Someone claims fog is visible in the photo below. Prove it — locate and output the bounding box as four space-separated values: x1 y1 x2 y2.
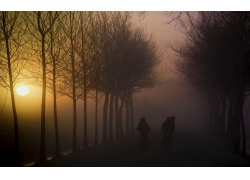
0 76 208 165
1 11 250 167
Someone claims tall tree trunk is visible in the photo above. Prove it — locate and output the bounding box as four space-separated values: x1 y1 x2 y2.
9 80 20 165
35 11 60 162
108 92 114 140
71 44 77 152
103 92 109 142
125 96 130 136
129 96 135 135
83 90 88 148
50 33 60 158
4 27 20 165
83 60 88 148
82 27 88 149
95 88 98 146
72 98 77 152
40 34 47 162
119 98 125 138
52 61 60 158
115 91 120 140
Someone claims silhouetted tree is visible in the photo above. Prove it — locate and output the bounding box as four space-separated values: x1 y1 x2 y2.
97 12 112 142
0 11 26 165
59 11 82 152
96 12 161 140
168 11 249 156
108 12 134 140
121 27 161 135
46 14 65 158
77 12 95 148
24 11 60 162
86 12 104 145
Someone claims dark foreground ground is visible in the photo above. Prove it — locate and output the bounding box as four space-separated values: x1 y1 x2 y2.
33 128 250 167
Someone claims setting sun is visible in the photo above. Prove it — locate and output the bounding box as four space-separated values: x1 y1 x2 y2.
16 85 29 96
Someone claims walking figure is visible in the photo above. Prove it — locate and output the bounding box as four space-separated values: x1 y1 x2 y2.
162 116 175 149
137 118 151 149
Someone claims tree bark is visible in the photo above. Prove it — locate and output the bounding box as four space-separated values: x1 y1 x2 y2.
103 92 109 142
83 90 88 148
108 92 114 140
95 89 98 146
118 97 125 138
71 40 77 152
129 96 135 135
125 96 130 136
40 33 47 162
82 23 88 149
50 31 60 158
115 91 120 140
52 59 60 158
3 14 20 164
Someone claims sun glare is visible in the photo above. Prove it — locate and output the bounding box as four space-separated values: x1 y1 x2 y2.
16 85 29 96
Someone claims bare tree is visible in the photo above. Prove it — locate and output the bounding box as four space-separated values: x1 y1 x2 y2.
98 12 112 142
24 11 60 162
46 13 65 158
121 27 161 136
59 11 82 152
86 12 103 145
76 12 95 148
168 11 249 155
0 11 26 165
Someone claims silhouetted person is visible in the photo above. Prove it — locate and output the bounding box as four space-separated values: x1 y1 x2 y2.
162 116 175 149
137 118 151 149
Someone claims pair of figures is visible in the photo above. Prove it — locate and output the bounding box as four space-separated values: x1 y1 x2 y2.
136 116 176 149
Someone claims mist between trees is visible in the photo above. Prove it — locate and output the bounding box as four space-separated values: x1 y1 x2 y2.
2 11 250 166
168 12 250 157
0 11 162 165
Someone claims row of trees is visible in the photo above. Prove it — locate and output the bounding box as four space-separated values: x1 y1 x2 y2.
0 11 161 164
169 12 250 156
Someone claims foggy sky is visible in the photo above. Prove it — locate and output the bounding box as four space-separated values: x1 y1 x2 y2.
133 11 183 80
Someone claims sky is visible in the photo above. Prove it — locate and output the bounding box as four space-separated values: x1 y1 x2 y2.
133 11 182 80
2 0 248 11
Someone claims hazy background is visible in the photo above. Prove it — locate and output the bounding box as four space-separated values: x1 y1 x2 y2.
1 11 250 166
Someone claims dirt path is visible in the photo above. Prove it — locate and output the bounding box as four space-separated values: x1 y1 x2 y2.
34 128 250 167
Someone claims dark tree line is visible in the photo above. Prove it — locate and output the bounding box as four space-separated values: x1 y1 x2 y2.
169 12 250 156
0 11 161 164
